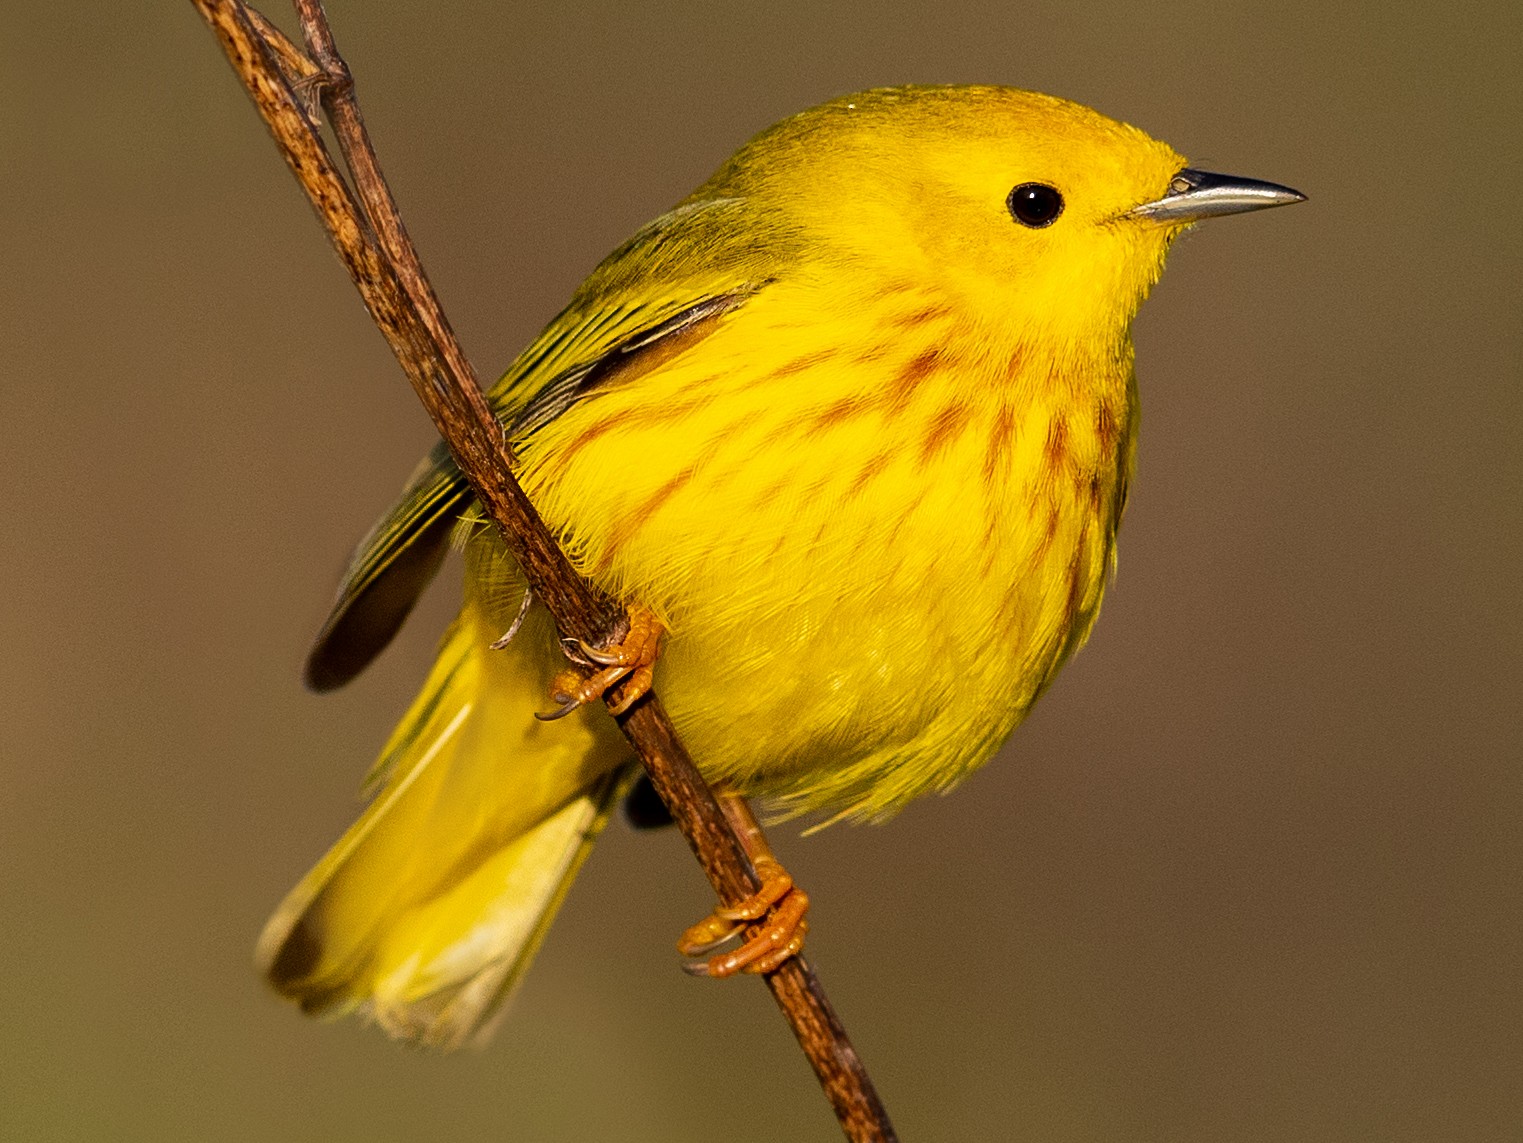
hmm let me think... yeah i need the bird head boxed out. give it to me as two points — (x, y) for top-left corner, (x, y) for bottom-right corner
(701, 86), (1303, 350)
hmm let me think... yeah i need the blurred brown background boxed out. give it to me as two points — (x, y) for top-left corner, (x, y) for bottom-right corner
(2, 2), (1518, 1140)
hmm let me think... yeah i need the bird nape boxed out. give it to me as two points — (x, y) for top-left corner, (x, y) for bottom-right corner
(257, 84), (1304, 1049)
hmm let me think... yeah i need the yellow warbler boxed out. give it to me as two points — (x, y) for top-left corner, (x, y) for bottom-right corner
(257, 85), (1303, 1047)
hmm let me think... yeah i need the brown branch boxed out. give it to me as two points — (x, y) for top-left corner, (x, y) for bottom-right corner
(189, 2), (896, 1139)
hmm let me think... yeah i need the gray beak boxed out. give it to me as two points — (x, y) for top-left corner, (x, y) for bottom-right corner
(1128, 167), (1306, 222)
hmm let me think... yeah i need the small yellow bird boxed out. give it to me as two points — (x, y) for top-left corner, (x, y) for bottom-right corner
(257, 85), (1303, 1047)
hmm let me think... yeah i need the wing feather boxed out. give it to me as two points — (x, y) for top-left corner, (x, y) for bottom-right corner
(305, 195), (788, 689)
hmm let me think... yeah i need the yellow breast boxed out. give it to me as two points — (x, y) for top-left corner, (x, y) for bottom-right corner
(515, 275), (1136, 820)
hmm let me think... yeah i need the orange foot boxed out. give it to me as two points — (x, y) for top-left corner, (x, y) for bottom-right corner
(677, 796), (810, 977)
(536, 604), (663, 721)
(678, 856), (810, 977)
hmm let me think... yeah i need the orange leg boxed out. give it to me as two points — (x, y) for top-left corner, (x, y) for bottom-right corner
(536, 605), (663, 721)
(678, 795), (810, 978)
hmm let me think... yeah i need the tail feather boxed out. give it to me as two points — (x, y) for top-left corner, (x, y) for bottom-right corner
(366, 764), (632, 1049)
(258, 554), (630, 1047)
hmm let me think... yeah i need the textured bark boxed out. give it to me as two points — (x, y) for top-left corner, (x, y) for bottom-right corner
(190, 3), (897, 1138)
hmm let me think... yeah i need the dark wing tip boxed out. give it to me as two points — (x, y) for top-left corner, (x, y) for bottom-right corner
(303, 627), (375, 693)
(303, 512), (456, 692)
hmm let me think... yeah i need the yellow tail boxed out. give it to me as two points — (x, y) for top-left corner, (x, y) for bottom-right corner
(257, 543), (630, 1049)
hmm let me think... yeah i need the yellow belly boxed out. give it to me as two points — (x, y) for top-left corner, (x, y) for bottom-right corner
(514, 282), (1136, 820)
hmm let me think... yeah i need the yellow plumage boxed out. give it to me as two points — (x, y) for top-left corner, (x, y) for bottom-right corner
(259, 85), (1301, 1045)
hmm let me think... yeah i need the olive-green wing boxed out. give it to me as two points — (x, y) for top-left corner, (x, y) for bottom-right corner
(304, 195), (788, 692)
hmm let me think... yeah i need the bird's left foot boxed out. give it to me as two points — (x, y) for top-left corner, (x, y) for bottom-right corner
(678, 855), (810, 976)
(537, 604), (663, 720)
(677, 795), (810, 977)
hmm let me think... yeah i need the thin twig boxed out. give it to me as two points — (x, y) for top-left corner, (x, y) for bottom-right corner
(189, 2), (896, 1138)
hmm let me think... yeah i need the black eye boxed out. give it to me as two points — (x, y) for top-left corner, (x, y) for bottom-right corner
(1007, 183), (1064, 228)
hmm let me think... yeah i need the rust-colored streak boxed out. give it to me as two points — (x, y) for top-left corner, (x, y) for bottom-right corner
(978, 509), (1003, 579)
(885, 348), (942, 415)
(1059, 559), (1084, 644)
(872, 278), (918, 298)
(882, 488), (929, 548)
(981, 511), (999, 552)
(809, 394), (878, 436)
(751, 473), (793, 512)
(916, 401), (974, 468)
(595, 466), (697, 572)
(1096, 401), (1119, 458)
(1005, 343), (1028, 380)
(558, 407), (635, 466)
(889, 304), (951, 330)
(629, 388), (724, 431)
(772, 348), (838, 378)
(1066, 523), (1101, 625)
(982, 401), (1016, 491)
(758, 416), (804, 451)
(1031, 499), (1063, 566)
(847, 451), (895, 499)
(1043, 415), (1070, 477)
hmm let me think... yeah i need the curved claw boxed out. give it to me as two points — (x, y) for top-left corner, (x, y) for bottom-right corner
(558, 635), (594, 667)
(536, 669), (592, 721)
(677, 917), (745, 959)
(534, 694), (583, 722)
(576, 638), (626, 667)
